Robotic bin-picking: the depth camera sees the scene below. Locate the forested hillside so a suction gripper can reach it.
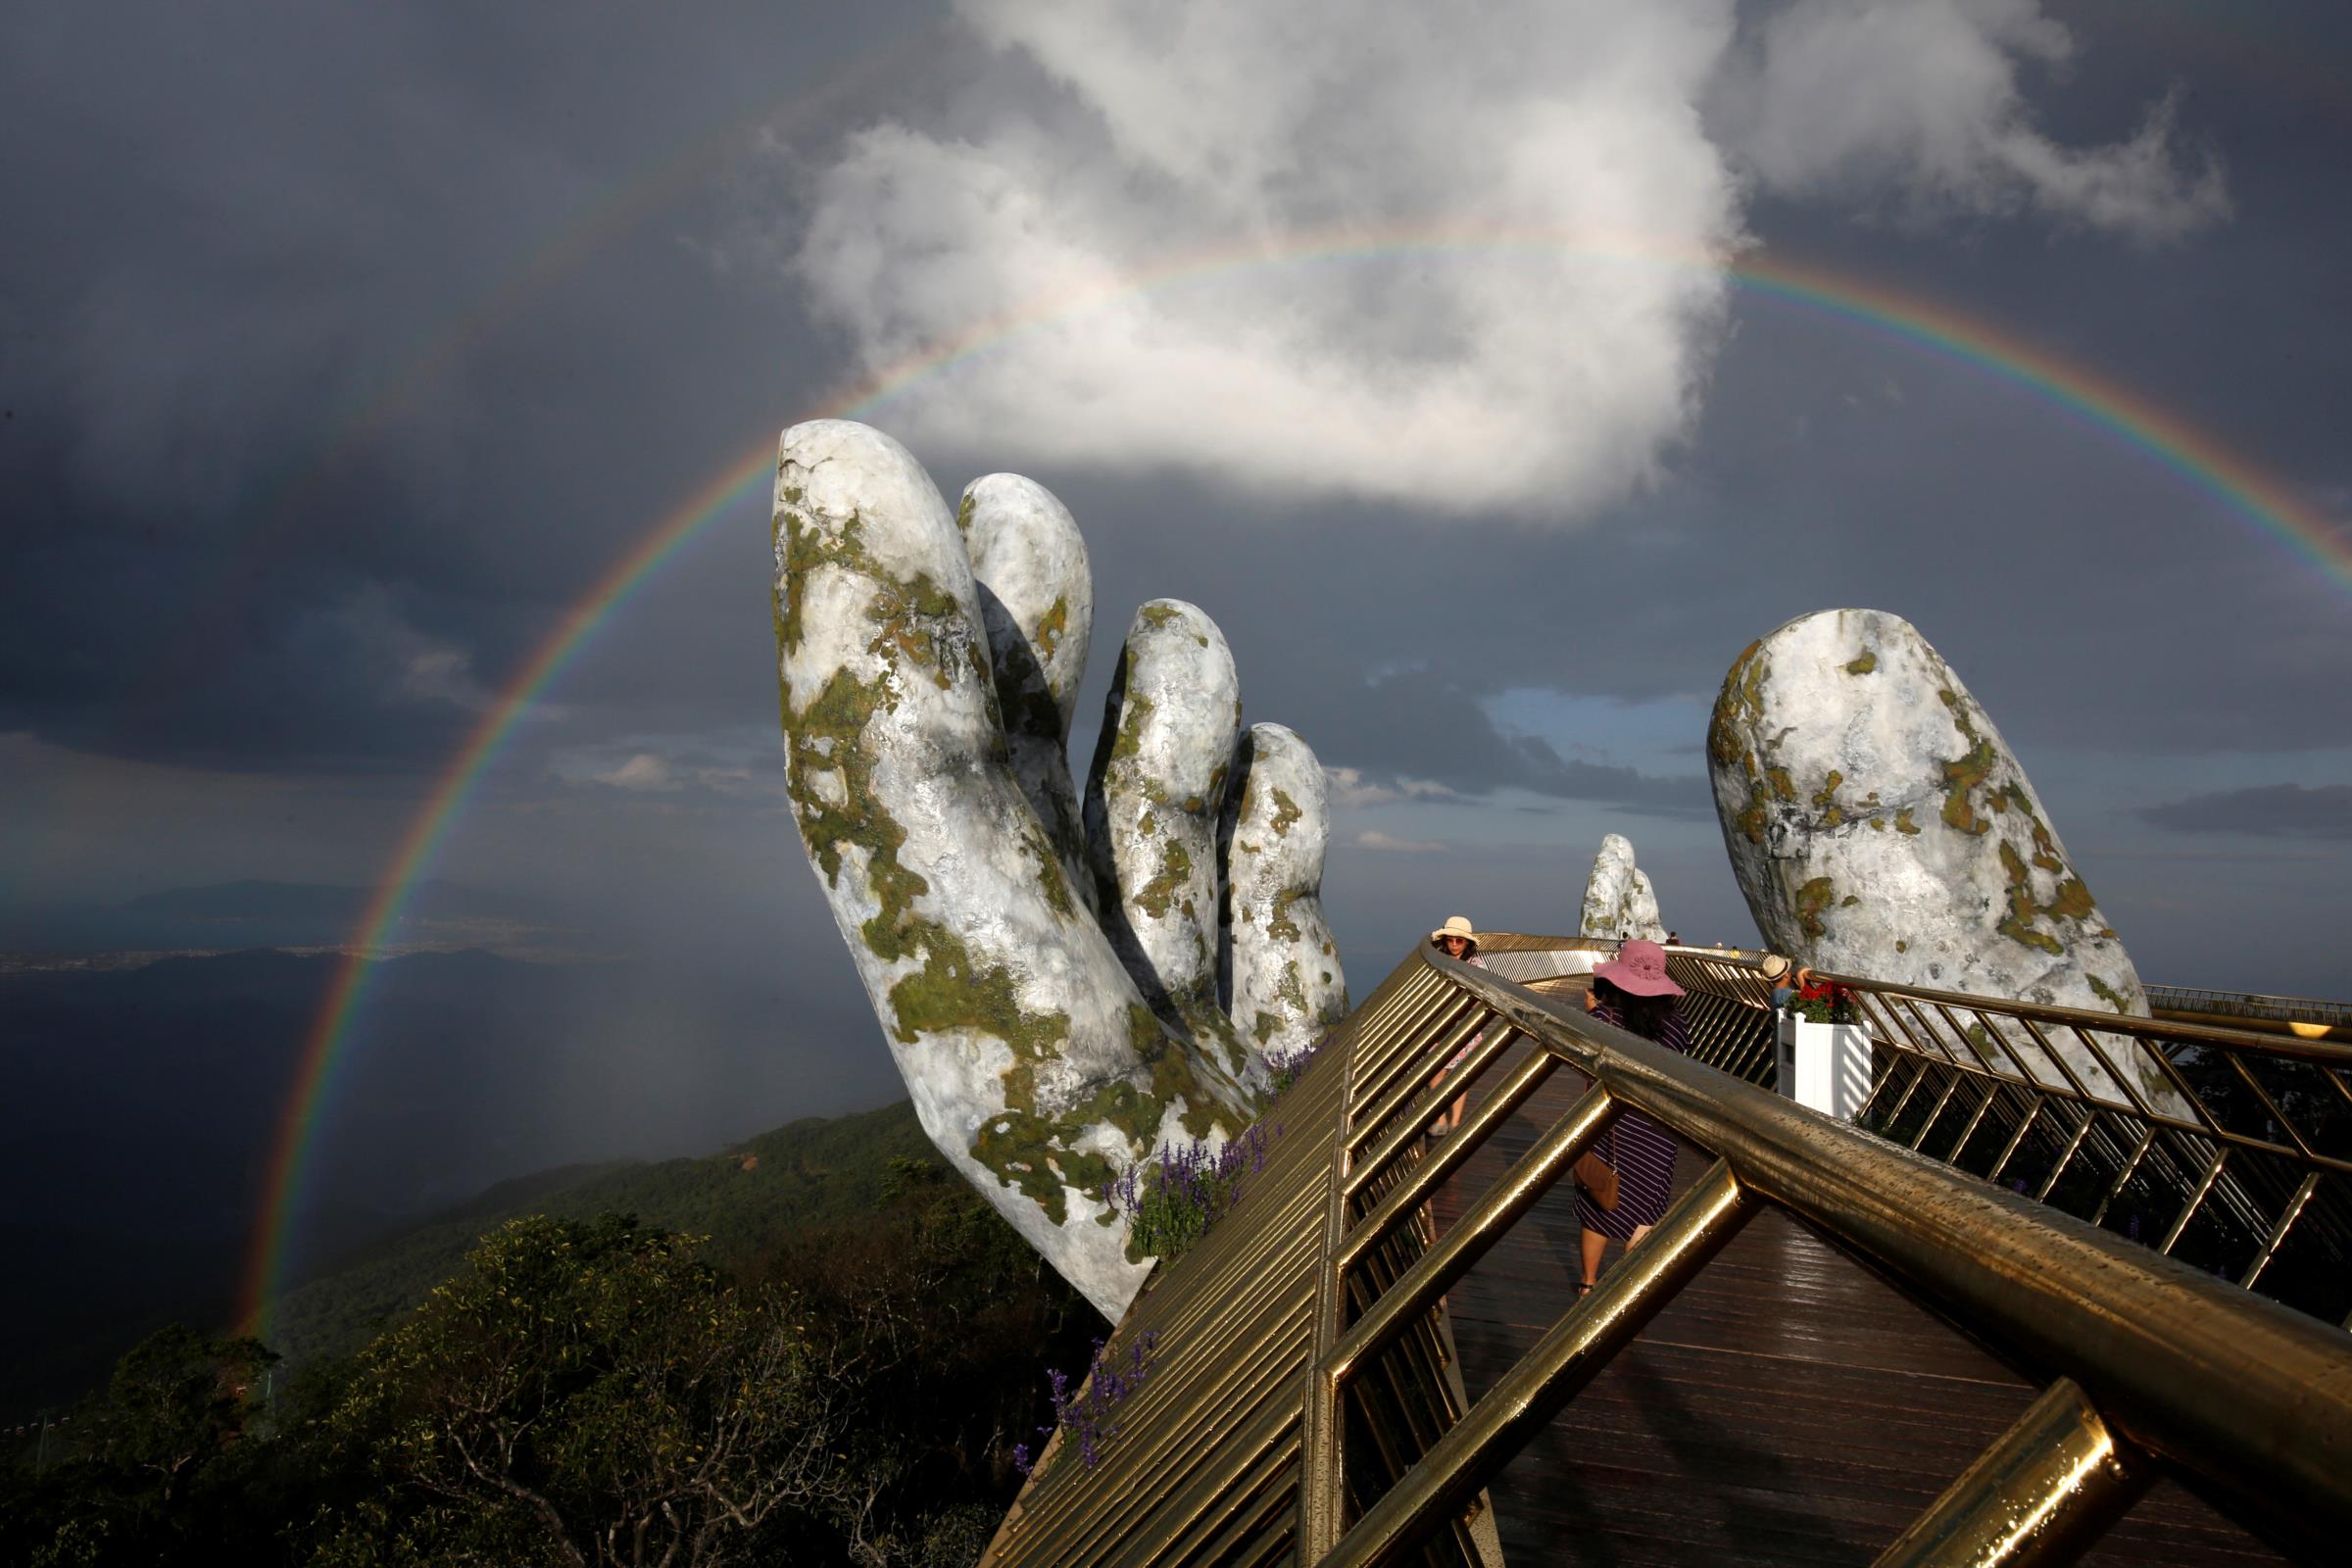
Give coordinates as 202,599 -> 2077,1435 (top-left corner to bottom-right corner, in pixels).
272,1099 -> 938,1366
3,1102 -> 1096,1567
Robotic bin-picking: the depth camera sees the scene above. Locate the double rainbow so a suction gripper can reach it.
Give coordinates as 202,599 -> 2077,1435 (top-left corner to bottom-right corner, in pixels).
236,235 -> 2352,1338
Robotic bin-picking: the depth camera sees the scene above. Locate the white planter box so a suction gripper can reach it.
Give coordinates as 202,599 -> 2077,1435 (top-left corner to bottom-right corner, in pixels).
1776,1014 -> 1874,1121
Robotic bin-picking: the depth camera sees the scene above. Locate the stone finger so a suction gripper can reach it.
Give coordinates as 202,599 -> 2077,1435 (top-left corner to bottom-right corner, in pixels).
1219,723 -> 1348,1091
1706,607 -> 2169,1112
1084,599 -> 1248,1080
958,472 -> 1096,912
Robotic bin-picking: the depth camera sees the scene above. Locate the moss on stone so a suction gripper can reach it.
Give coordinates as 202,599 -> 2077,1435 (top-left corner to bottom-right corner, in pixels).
1936,690 -> 1997,836
1894,808 -> 1920,836
1034,595 -> 1068,661
2085,974 -> 2132,1014
1766,765 -> 1796,803
1994,842 -> 2064,955
784,667 -> 920,908
1844,650 -> 1877,675
1269,787 -> 1302,837
1111,684 -> 1155,763
1129,1004 -> 1234,1138
972,1111 -> 1102,1227
1708,640 -> 1766,768
1267,888 -> 1306,943
2045,877 -> 2096,922
1794,876 -> 1837,941
1025,822 -> 1078,920
1135,838 -> 1194,919
1274,959 -> 1306,1019
1736,779 -> 1770,845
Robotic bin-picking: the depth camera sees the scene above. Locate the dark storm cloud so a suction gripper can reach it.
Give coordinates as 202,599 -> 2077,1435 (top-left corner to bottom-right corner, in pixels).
2139,783 -> 2352,839
0,0 -> 935,773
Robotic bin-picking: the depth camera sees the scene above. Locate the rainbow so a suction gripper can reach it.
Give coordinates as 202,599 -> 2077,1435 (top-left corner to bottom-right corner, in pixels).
237,233 -> 2352,1337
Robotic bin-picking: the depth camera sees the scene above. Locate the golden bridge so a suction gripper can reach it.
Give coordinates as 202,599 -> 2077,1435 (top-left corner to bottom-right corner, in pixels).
979,937 -> 2351,1567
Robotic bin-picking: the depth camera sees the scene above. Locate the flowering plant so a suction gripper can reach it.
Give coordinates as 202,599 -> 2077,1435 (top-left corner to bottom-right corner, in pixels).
1102,1123 -> 1273,1263
1012,1329 -> 1161,1478
1790,977 -> 1859,1024
1264,1030 -> 1334,1097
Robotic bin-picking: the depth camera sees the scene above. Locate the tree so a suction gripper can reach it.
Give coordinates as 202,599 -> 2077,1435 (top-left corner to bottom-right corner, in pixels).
0,1324 -> 284,1567
315,1213 -> 862,1568
96,1323 -> 277,1509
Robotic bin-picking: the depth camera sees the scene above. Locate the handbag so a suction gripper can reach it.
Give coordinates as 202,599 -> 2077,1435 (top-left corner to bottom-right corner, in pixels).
1574,1144 -> 1619,1211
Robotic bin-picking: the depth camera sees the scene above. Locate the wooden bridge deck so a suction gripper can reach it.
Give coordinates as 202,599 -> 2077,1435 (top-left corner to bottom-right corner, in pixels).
1432,1033 -> 2287,1567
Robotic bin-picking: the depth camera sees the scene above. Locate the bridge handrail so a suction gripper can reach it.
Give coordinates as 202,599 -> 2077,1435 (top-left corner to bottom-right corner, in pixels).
2146,982 -> 2352,1035
1307,947 -> 2352,1565
1645,943 -> 2352,1316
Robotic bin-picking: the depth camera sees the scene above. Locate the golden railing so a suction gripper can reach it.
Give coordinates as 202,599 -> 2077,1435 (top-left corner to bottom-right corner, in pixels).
983,937 -> 2352,1566
1660,948 -> 2352,1327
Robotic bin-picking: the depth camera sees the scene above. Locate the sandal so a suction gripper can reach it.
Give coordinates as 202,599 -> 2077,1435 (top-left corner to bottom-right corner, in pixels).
1573,1281 -> 1593,1298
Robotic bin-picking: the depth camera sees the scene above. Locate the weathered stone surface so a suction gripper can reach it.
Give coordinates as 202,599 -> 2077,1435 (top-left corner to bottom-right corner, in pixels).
1218,724 -> 1349,1088
771,420 -> 1250,1318
1706,608 -> 2163,1106
1580,833 -> 1665,942
1084,600 -> 1247,1077
959,472 -> 1095,910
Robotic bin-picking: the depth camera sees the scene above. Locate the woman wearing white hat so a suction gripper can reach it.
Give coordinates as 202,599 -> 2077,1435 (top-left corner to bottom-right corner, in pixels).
1426,916 -> 1486,1137
1576,939 -> 1691,1296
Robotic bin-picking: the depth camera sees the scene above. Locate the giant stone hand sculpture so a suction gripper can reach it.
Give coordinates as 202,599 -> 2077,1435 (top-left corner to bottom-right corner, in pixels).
1706,609 -> 2167,1108
770,420 -> 1347,1319
1579,833 -> 1665,942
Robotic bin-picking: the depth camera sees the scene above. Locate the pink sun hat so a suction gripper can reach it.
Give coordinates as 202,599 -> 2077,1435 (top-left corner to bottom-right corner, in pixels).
1592,938 -> 1684,998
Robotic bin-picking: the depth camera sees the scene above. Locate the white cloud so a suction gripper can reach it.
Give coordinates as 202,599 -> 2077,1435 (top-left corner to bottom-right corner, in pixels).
1325,767 -> 1397,808
793,0 -> 1745,517
784,0 -> 2224,514
1352,830 -> 1448,854
1326,768 -> 1460,809
593,753 -> 679,792
1716,1 -> 2228,241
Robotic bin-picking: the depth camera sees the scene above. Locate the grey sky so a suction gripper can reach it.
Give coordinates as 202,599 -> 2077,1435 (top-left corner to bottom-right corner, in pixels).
4,0 -> 2348,1138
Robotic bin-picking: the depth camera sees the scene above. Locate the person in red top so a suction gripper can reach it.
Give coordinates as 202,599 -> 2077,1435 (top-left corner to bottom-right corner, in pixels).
1576,939 -> 1690,1297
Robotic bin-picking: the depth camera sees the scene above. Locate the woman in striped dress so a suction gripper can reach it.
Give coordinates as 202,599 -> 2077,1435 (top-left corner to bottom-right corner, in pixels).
1575,939 -> 1689,1296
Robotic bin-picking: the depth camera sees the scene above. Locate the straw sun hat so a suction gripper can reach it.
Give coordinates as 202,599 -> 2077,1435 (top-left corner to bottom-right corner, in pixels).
1429,916 -> 1478,954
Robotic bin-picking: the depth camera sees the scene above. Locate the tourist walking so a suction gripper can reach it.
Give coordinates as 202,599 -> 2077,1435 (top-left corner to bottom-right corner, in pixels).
1576,939 -> 1690,1296
1427,916 -> 1487,1137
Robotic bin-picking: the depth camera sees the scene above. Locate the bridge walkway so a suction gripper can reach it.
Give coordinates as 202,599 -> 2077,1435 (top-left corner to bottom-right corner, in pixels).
982,940 -> 2350,1566
1437,1020 -> 2280,1566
